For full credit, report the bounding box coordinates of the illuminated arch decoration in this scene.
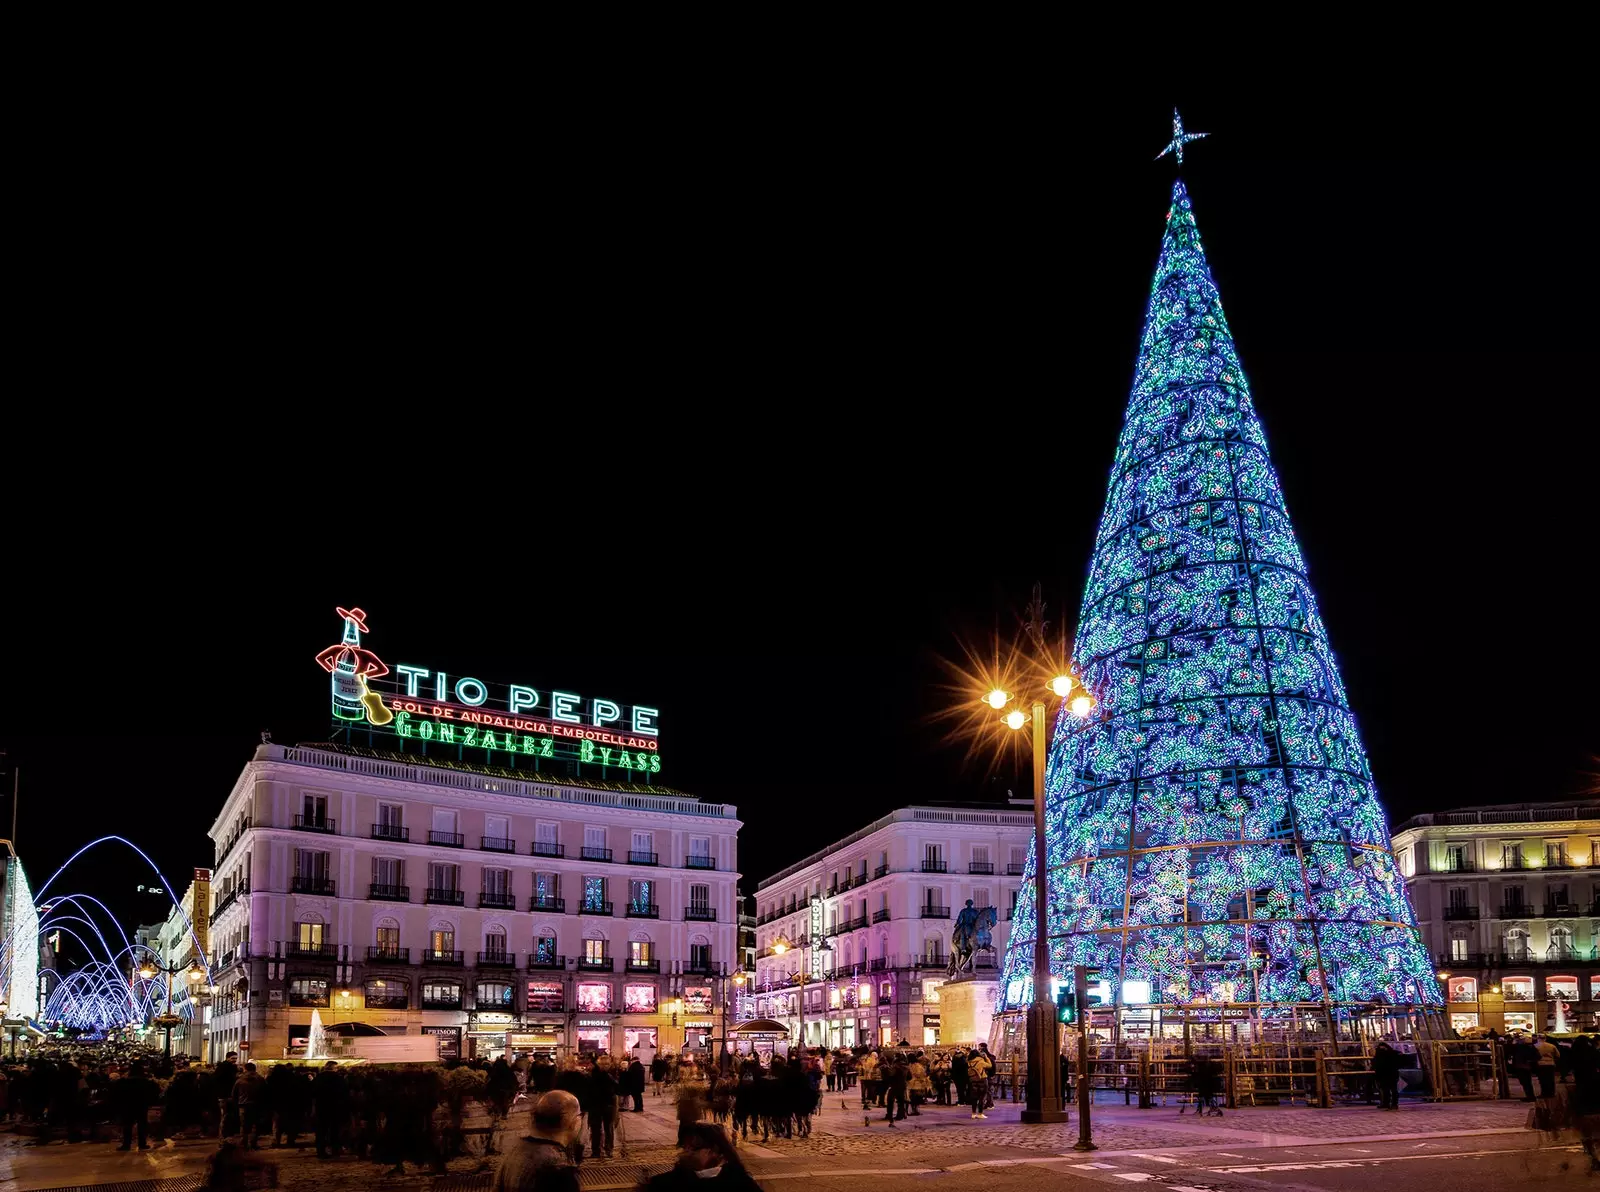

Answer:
[999,177,1440,1027]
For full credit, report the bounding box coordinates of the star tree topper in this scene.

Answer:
[1155,107,1208,166]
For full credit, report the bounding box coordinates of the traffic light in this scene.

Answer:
[1055,987,1077,1024]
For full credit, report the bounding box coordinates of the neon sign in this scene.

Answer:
[317,607,664,775]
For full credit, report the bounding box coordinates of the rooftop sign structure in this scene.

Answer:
[316,607,662,778]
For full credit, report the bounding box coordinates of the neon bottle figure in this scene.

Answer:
[315,607,391,725]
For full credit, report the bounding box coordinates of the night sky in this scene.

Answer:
[5,85,1593,970]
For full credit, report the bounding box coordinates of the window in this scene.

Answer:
[295,849,331,883]
[1447,977,1477,1002]
[484,930,507,959]
[430,928,455,955]
[1444,843,1467,872]
[1008,846,1026,873]
[631,830,653,858]
[630,940,655,965]
[485,814,510,843]
[924,844,943,871]
[624,983,657,1013]
[373,857,404,888]
[1548,841,1567,868]
[422,981,462,1008]
[535,822,560,854]
[1501,843,1523,869]
[1450,937,1468,961]
[690,942,712,971]
[1549,884,1569,909]
[433,808,458,834]
[289,977,329,1007]
[1447,887,1469,909]
[923,936,942,962]
[972,845,990,866]
[1551,925,1575,957]
[534,872,561,902]
[533,935,558,965]
[376,925,400,954]
[689,835,712,864]
[584,877,607,911]
[475,981,513,1008]
[584,826,607,857]
[365,978,407,1009]
[879,980,893,1003]
[483,868,511,898]
[429,862,460,892]
[378,802,404,831]
[295,921,325,950]
[1502,927,1529,959]
[1501,976,1534,1000]
[576,982,611,1012]
[924,888,943,911]
[1548,975,1579,1000]
[302,794,328,825]
[689,884,710,911]
[628,880,654,912]
[527,980,563,1012]
[583,938,607,964]
[974,887,991,911]
[1503,885,1525,913]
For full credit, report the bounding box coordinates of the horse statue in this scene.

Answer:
[949,899,998,976]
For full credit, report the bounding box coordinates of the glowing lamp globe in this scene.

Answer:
[1049,674,1074,698]
[772,941,788,956]
[1003,709,1028,731]
[1069,692,1096,717]
[985,689,1009,710]
[138,963,157,981]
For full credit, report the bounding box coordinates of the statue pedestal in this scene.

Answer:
[939,974,999,1048]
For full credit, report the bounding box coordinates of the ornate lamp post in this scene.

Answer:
[137,950,207,1058]
[986,588,1096,1127]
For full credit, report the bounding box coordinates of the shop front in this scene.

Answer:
[422,1024,462,1060]
[683,1020,714,1051]
[923,1014,940,1047]
[509,1022,564,1057]
[467,1011,518,1060]
[577,1016,616,1053]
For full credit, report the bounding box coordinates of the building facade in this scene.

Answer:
[751,803,1034,1050]
[205,743,740,1061]
[1392,801,1600,1034]
[154,869,212,1058]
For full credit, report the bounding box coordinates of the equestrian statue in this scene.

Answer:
[949,898,998,977]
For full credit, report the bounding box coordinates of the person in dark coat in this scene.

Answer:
[882,1055,909,1124]
[312,1062,350,1158]
[645,1123,762,1192]
[115,1061,159,1150]
[651,1054,670,1096]
[951,1050,969,1108]
[1372,1041,1403,1110]
[623,1057,647,1112]
[488,1057,519,1120]
[214,1052,239,1138]
[582,1057,619,1159]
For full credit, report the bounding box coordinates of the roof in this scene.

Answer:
[300,741,697,798]
[1393,801,1600,833]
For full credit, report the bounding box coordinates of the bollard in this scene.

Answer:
[1138,1051,1152,1109]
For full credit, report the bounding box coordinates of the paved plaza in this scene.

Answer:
[2,1088,1582,1192]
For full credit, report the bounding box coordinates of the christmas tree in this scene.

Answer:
[999,176,1440,1027]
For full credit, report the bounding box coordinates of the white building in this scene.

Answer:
[206,742,741,1061]
[751,802,1034,1049]
[152,869,211,1058]
[1392,800,1600,1035]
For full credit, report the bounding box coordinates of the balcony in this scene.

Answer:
[578,954,613,971]
[481,836,517,854]
[291,875,336,896]
[426,888,466,906]
[213,885,247,919]
[685,906,717,922]
[528,952,564,971]
[422,949,465,966]
[215,818,252,865]
[874,864,890,880]
[293,815,336,834]
[626,902,660,919]
[286,941,338,960]
[839,876,853,892]
[686,854,716,870]
[422,996,463,1010]
[580,901,613,917]
[1007,862,1025,876]
[369,883,411,902]
[428,830,465,848]
[371,823,409,842]
[532,840,565,858]
[872,908,891,923]
[365,946,410,964]
[479,891,517,910]
[1435,952,1492,968]
[1435,859,1477,873]
[921,860,948,874]
[626,958,661,974]
[826,886,838,898]
[840,915,868,932]
[915,954,947,968]
[530,895,566,913]
[1500,904,1531,918]
[920,905,951,919]
[968,861,995,875]
[1541,903,1582,918]
[477,951,516,968]
[581,846,613,863]
[628,850,659,866]
[868,957,888,972]
[1442,905,1480,920]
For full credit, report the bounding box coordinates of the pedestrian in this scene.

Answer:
[1534,1035,1560,1100]
[967,1048,993,1119]
[488,1057,519,1120]
[907,1053,931,1115]
[113,1060,158,1151]
[624,1055,646,1113]
[583,1055,619,1159]
[312,1061,349,1159]
[493,1090,581,1192]
[857,1049,879,1108]
[646,1122,761,1192]
[674,1068,708,1145]
[822,1050,834,1092]
[951,1048,969,1107]
[233,1062,265,1148]
[882,1054,908,1124]
[1509,1036,1538,1101]
[214,1051,239,1138]
[651,1053,668,1097]
[1372,1041,1403,1110]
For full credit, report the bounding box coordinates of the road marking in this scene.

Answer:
[1132,1154,1180,1163]
[1114,1174,1156,1182]
[1209,1145,1574,1173]
[1170,1187,1215,1192]
[1352,1148,1372,1153]
[740,1143,781,1158]
[1072,1162,1118,1169]
[1214,1152,1244,1157]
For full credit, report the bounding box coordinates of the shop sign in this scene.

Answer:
[684,1020,713,1029]
[316,607,662,774]
[577,1017,613,1028]
[267,990,283,1007]
[526,980,564,1012]
[475,1012,515,1025]
[923,1015,940,1026]
[422,1025,461,1059]
[509,1030,557,1048]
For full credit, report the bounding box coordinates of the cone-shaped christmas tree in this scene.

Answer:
[999,179,1440,1027]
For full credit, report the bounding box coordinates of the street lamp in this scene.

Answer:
[990,587,1098,1133]
[772,937,799,1054]
[136,950,207,1058]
